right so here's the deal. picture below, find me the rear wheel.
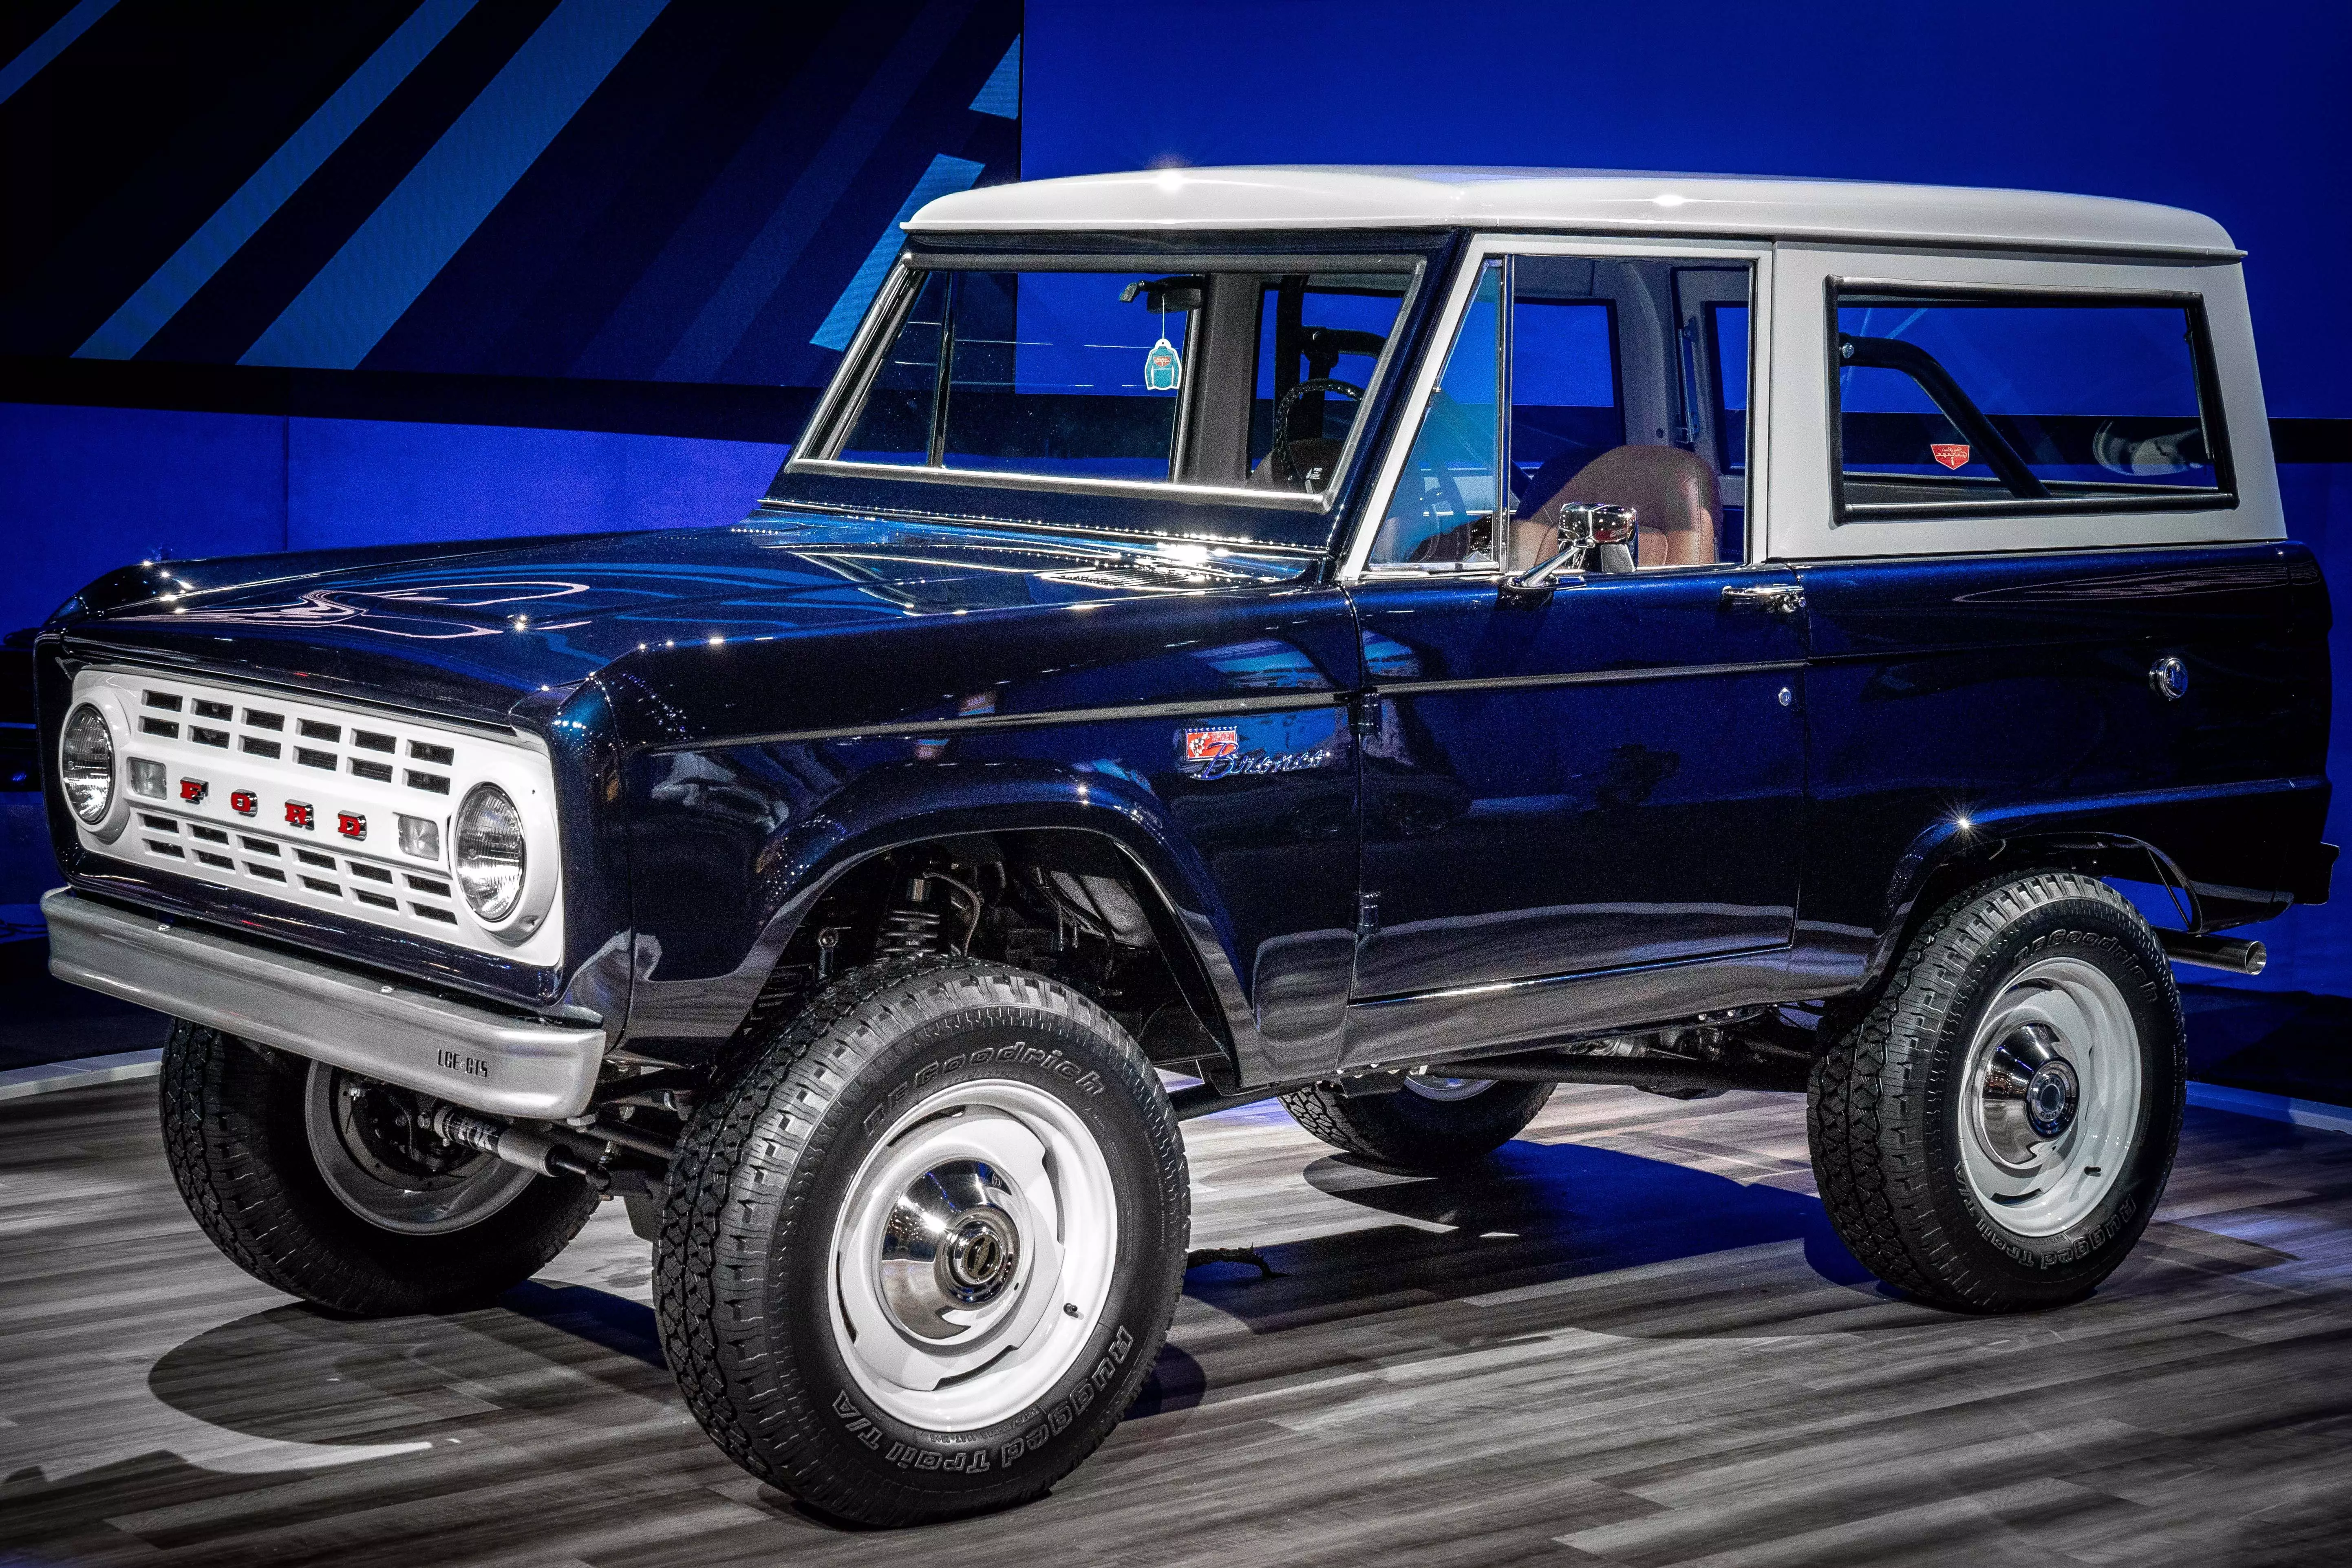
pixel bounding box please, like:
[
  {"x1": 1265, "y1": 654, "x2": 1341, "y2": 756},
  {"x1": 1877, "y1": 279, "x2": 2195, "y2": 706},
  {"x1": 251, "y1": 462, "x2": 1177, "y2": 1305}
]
[
  {"x1": 1281, "y1": 1074, "x2": 1554, "y2": 1169},
  {"x1": 1808, "y1": 870, "x2": 2185, "y2": 1311},
  {"x1": 158, "y1": 1021, "x2": 599, "y2": 1315},
  {"x1": 655, "y1": 956, "x2": 1187, "y2": 1526}
]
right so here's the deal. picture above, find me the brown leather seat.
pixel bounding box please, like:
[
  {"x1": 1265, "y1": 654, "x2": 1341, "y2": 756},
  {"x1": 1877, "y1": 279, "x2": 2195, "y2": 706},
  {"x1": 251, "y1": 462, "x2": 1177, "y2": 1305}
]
[{"x1": 1510, "y1": 444, "x2": 1722, "y2": 570}]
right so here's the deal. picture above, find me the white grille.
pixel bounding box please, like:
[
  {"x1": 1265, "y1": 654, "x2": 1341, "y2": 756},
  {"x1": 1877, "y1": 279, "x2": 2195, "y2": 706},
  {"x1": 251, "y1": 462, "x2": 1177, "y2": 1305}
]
[{"x1": 70, "y1": 667, "x2": 563, "y2": 967}]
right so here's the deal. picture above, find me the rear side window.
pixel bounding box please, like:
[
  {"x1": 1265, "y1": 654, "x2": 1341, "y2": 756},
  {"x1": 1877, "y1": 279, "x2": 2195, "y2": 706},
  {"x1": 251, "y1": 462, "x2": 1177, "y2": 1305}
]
[{"x1": 1832, "y1": 286, "x2": 2232, "y2": 520}]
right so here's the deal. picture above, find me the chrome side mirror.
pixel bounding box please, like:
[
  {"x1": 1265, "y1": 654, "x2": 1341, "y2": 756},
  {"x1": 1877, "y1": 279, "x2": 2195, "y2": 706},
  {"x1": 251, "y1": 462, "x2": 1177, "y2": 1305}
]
[{"x1": 1505, "y1": 503, "x2": 1637, "y2": 594}]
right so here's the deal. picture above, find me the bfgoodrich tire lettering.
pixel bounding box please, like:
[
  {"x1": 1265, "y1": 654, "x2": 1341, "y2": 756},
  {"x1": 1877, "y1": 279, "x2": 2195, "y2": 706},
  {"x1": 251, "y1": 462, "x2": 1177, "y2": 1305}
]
[
  {"x1": 1808, "y1": 870, "x2": 2186, "y2": 1311},
  {"x1": 654, "y1": 956, "x2": 1188, "y2": 1526},
  {"x1": 158, "y1": 1021, "x2": 598, "y2": 1315}
]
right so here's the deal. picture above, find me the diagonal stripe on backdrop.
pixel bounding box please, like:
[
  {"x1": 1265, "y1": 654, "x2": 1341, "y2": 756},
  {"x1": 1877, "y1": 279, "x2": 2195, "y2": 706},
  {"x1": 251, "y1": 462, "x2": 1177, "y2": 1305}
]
[
  {"x1": 0, "y1": 0, "x2": 119, "y2": 106},
  {"x1": 239, "y1": 0, "x2": 669, "y2": 371},
  {"x1": 77, "y1": 0, "x2": 481, "y2": 361}
]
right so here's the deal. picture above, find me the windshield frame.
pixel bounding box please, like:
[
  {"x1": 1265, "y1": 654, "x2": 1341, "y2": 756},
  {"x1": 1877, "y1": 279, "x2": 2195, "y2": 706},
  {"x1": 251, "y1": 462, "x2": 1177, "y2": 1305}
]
[{"x1": 772, "y1": 232, "x2": 1446, "y2": 552}]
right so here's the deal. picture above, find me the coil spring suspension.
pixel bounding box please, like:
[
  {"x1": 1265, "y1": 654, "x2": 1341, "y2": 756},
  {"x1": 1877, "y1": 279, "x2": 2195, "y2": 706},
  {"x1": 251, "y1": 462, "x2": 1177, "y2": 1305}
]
[{"x1": 873, "y1": 876, "x2": 944, "y2": 959}]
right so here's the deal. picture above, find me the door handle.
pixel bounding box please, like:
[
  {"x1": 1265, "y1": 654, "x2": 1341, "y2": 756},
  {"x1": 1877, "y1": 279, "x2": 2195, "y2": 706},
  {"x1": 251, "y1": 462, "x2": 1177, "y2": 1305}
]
[{"x1": 1721, "y1": 583, "x2": 1805, "y2": 615}]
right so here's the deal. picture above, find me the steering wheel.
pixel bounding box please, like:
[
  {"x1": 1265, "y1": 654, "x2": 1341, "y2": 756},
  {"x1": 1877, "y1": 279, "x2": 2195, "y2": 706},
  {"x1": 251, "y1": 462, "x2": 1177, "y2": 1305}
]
[{"x1": 1271, "y1": 377, "x2": 1365, "y2": 485}]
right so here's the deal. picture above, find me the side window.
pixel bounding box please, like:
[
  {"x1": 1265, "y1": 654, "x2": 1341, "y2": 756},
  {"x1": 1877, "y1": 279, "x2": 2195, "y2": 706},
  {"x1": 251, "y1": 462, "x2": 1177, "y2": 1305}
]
[
  {"x1": 1368, "y1": 261, "x2": 1502, "y2": 567},
  {"x1": 1366, "y1": 254, "x2": 1758, "y2": 575},
  {"x1": 1832, "y1": 289, "x2": 2231, "y2": 519},
  {"x1": 1503, "y1": 257, "x2": 1752, "y2": 571}
]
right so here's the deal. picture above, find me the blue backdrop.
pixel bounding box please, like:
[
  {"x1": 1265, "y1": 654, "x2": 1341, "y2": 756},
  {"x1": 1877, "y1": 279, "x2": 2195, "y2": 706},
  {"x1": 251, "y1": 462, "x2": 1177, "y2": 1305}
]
[{"x1": 5, "y1": 0, "x2": 2350, "y2": 993}]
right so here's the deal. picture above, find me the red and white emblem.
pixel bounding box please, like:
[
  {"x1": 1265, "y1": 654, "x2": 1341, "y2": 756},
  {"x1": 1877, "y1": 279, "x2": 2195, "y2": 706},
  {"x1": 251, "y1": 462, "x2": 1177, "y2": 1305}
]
[
  {"x1": 1931, "y1": 443, "x2": 1972, "y2": 471},
  {"x1": 1183, "y1": 727, "x2": 1239, "y2": 762}
]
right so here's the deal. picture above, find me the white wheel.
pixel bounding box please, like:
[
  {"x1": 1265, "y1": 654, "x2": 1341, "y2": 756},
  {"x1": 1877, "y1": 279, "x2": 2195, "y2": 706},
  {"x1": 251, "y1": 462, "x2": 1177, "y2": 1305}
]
[
  {"x1": 1957, "y1": 956, "x2": 2143, "y2": 1238},
  {"x1": 830, "y1": 1079, "x2": 1119, "y2": 1430}
]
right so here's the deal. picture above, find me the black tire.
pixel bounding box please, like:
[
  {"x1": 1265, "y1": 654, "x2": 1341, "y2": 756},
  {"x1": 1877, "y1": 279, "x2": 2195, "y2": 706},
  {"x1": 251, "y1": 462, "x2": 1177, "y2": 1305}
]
[
  {"x1": 1281, "y1": 1076, "x2": 1554, "y2": 1169},
  {"x1": 654, "y1": 956, "x2": 1188, "y2": 1527},
  {"x1": 1808, "y1": 870, "x2": 2186, "y2": 1312},
  {"x1": 158, "y1": 1021, "x2": 600, "y2": 1316}
]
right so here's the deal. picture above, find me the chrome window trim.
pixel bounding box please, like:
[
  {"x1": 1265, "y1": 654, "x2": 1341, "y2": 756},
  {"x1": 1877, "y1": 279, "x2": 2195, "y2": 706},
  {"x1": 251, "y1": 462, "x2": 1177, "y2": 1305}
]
[
  {"x1": 787, "y1": 251, "x2": 1429, "y2": 515},
  {"x1": 1339, "y1": 233, "x2": 1774, "y2": 584}
]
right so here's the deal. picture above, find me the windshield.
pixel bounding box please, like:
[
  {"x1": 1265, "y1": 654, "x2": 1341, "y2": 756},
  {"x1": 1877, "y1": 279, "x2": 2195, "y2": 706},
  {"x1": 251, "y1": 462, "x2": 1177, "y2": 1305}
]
[{"x1": 801, "y1": 257, "x2": 1421, "y2": 506}]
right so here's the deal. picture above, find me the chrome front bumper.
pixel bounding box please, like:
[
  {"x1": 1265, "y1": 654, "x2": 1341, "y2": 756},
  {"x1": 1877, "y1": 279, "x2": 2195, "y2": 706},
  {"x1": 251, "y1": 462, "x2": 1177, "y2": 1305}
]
[{"x1": 41, "y1": 889, "x2": 605, "y2": 1118}]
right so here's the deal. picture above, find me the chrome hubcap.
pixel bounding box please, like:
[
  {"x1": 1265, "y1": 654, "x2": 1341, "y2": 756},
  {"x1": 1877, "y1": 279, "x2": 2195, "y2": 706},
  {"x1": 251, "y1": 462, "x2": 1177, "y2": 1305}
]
[
  {"x1": 1959, "y1": 957, "x2": 2142, "y2": 1237},
  {"x1": 831, "y1": 1078, "x2": 1119, "y2": 1431},
  {"x1": 880, "y1": 1160, "x2": 1025, "y2": 1339}
]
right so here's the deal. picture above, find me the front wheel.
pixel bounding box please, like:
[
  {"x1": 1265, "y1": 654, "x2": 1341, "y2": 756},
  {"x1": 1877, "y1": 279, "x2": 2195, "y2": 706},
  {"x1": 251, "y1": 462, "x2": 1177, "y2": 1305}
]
[
  {"x1": 1808, "y1": 870, "x2": 2185, "y2": 1311},
  {"x1": 655, "y1": 957, "x2": 1188, "y2": 1526}
]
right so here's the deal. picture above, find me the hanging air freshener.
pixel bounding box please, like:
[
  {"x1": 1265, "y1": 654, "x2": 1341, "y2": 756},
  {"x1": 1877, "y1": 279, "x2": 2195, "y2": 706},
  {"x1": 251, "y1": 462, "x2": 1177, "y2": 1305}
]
[{"x1": 1144, "y1": 336, "x2": 1182, "y2": 391}]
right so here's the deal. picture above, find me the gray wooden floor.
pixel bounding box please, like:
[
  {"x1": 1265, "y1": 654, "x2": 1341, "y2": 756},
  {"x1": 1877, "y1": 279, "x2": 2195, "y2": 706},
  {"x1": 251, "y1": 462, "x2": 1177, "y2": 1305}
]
[{"x1": 4, "y1": 1080, "x2": 2351, "y2": 1566}]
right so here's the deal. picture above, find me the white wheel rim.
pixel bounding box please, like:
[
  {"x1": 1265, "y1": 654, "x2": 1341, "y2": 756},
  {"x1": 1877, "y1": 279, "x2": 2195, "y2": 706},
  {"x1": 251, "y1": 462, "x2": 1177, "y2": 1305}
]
[
  {"x1": 1957, "y1": 956, "x2": 2143, "y2": 1238},
  {"x1": 1402, "y1": 1073, "x2": 1494, "y2": 1102},
  {"x1": 829, "y1": 1078, "x2": 1118, "y2": 1432}
]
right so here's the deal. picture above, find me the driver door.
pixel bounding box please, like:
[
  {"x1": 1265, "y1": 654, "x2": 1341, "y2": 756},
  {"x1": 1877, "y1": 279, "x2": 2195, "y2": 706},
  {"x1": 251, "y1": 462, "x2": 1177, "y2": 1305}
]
[{"x1": 1340, "y1": 244, "x2": 1806, "y2": 1065}]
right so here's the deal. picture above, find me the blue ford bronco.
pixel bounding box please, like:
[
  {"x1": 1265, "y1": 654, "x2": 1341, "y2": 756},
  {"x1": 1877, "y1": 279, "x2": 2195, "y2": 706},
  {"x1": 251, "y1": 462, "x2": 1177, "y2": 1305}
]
[{"x1": 35, "y1": 169, "x2": 2332, "y2": 1525}]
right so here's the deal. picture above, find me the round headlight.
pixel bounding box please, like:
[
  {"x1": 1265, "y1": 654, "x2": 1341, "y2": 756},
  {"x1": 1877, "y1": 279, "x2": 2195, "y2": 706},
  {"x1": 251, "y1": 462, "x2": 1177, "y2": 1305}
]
[
  {"x1": 60, "y1": 704, "x2": 117, "y2": 826},
  {"x1": 453, "y1": 783, "x2": 527, "y2": 922}
]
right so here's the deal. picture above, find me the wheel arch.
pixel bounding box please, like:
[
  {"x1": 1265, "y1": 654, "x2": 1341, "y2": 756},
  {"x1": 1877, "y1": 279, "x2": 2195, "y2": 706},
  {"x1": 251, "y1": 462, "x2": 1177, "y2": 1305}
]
[{"x1": 621, "y1": 760, "x2": 1255, "y2": 1082}]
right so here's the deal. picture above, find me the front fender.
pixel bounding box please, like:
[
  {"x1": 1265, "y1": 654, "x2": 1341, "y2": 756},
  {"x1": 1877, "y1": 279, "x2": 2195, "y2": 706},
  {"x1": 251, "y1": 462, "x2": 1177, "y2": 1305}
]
[{"x1": 621, "y1": 749, "x2": 1260, "y2": 1069}]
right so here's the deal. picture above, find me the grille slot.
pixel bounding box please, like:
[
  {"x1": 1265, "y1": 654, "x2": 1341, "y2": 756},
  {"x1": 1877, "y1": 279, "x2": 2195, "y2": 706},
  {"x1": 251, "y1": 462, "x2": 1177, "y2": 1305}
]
[
  {"x1": 143, "y1": 692, "x2": 183, "y2": 711},
  {"x1": 296, "y1": 849, "x2": 335, "y2": 868},
  {"x1": 357, "y1": 890, "x2": 397, "y2": 909},
  {"x1": 407, "y1": 770, "x2": 450, "y2": 794},
  {"x1": 301, "y1": 876, "x2": 341, "y2": 895},
  {"x1": 140, "y1": 717, "x2": 179, "y2": 738},
  {"x1": 242, "y1": 737, "x2": 281, "y2": 759},
  {"x1": 147, "y1": 838, "x2": 183, "y2": 857},
  {"x1": 240, "y1": 836, "x2": 279, "y2": 856},
  {"x1": 413, "y1": 904, "x2": 457, "y2": 923},
  {"x1": 409, "y1": 741, "x2": 455, "y2": 765},
  {"x1": 192, "y1": 699, "x2": 233, "y2": 719},
  {"x1": 353, "y1": 730, "x2": 396, "y2": 752},
  {"x1": 296, "y1": 747, "x2": 336, "y2": 770},
  {"x1": 141, "y1": 814, "x2": 178, "y2": 832},
  {"x1": 300, "y1": 720, "x2": 340, "y2": 742},
  {"x1": 247, "y1": 863, "x2": 286, "y2": 881},
  {"x1": 243, "y1": 710, "x2": 284, "y2": 730},
  {"x1": 406, "y1": 874, "x2": 452, "y2": 896},
  {"x1": 191, "y1": 726, "x2": 229, "y2": 748},
  {"x1": 349, "y1": 862, "x2": 393, "y2": 883},
  {"x1": 351, "y1": 759, "x2": 392, "y2": 782},
  {"x1": 189, "y1": 824, "x2": 228, "y2": 844},
  {"x1": 194, "y1": 850, "x2": 232, "y2": 868}
]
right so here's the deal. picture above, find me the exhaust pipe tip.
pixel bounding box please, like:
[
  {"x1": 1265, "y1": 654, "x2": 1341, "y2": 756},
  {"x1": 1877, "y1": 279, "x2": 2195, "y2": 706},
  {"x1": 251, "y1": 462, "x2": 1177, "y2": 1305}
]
[{"x1": 2158, "y1": 928, "x2": 2267, "y2": 975}]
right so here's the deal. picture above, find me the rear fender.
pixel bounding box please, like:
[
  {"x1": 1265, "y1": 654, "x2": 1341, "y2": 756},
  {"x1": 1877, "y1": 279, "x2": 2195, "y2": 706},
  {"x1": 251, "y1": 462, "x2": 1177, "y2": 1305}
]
[{"x1": 1866, "y1": 776, "x2": 2331, "y2": 990}]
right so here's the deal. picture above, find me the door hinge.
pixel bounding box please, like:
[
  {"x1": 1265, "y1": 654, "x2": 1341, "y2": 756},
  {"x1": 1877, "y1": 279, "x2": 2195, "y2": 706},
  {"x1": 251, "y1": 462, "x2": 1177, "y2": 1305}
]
[
  {"x1": 1347, "y1": 690, "x2": 1382, "y2": 737},
  {"x1": 1357, "y1": 891, "x2": 1381, "y2": 939}
]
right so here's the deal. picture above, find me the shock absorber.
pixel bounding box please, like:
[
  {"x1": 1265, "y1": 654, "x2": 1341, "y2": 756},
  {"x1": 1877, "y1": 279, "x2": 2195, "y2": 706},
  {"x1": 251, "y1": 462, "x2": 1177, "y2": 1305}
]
[
  {"x1": 426, "y1": 1104, "x2": 608, "y2": 1189},
  {"x1": 873, "y1": 875, "x2": 944, "y2": 959}
]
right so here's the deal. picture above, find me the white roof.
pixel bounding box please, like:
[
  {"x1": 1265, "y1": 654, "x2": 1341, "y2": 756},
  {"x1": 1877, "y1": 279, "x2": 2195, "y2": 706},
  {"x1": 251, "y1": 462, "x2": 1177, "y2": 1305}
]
[{"x1": 908, "y1": 167, "x2": 2238, "y2": 259}]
